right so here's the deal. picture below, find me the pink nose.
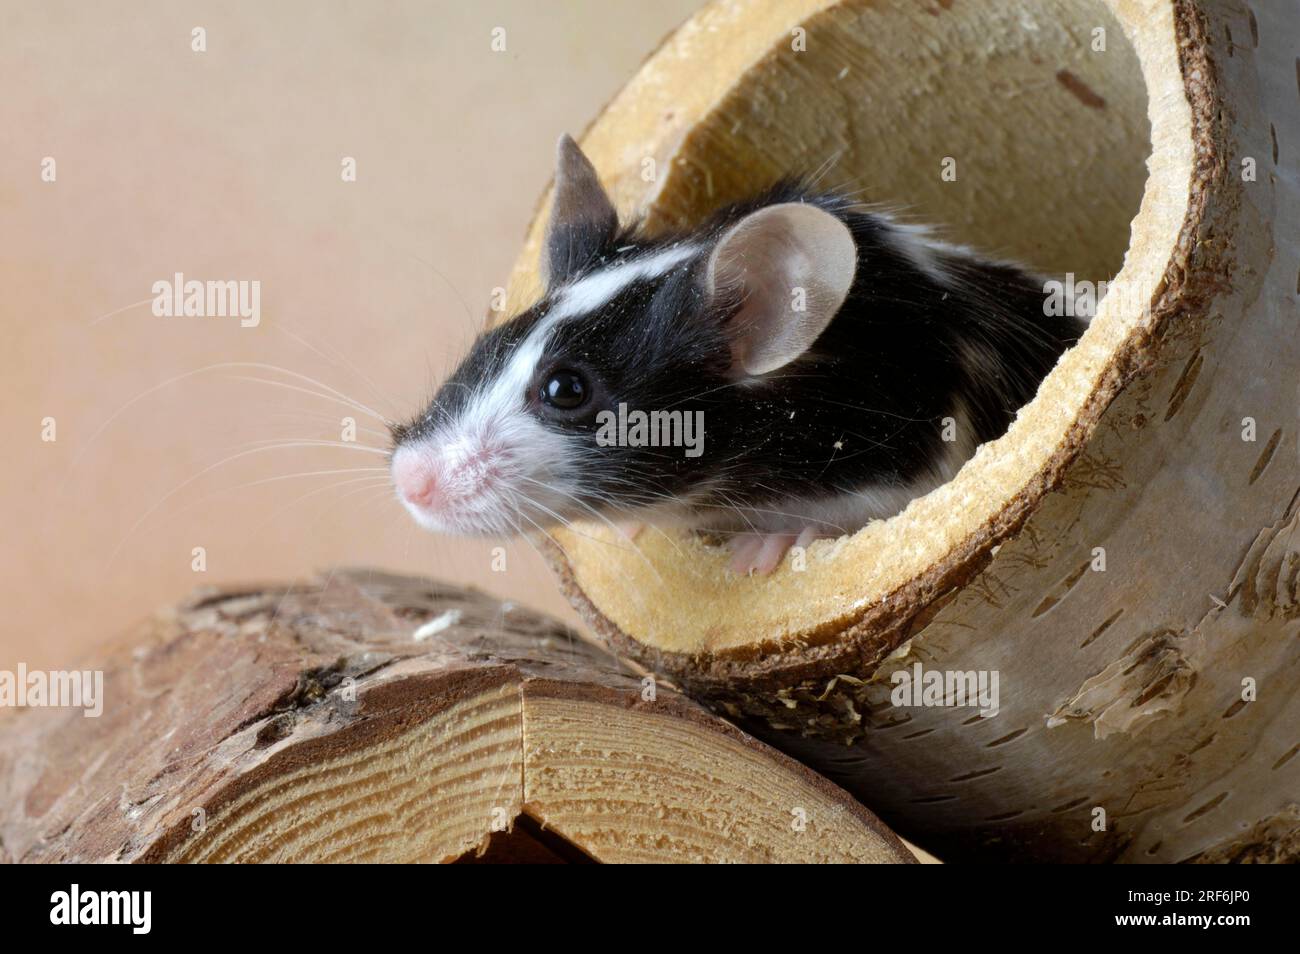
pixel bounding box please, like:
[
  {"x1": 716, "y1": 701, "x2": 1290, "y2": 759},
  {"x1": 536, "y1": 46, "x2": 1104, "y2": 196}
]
[{"x1": 392, "y1": 449, "x2": 441, "y2": 508}]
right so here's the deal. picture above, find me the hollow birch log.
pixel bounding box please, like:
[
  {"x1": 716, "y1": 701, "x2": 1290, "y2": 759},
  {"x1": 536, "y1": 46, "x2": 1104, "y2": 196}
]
[
  {"x1": 0, "y1": 570, "x2": 912, "y2": 864},
  {"x1": 503, "y1": 0, "x2": 1300, "y2": 862}
]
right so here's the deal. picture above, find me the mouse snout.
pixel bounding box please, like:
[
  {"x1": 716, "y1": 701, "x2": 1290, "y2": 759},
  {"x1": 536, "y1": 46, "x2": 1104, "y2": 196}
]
[
  {"x1": 392, "y1": 446, "x2": 442, "y2": 508},
  {"x1": 392, "y1": 426, "x2": 544, "y2": 535}
]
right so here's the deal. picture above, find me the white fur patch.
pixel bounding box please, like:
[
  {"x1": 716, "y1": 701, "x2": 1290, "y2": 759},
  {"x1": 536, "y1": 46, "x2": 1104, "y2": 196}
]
[
  {"x1": 878, "y1": 219, "x2": 952, "y2": 284},
  {"x1": 547, "y1": 244, "x2": 698, "y2": 321},
  {"x1": 875, "y1": 216, "x2": 990, "y2": 287},
  {"x1": 461, "y1": 243, "x2": 700, "y2": 454},
  {"x1": 397, "y1": 245, "x2": 698, "y2": 535}
]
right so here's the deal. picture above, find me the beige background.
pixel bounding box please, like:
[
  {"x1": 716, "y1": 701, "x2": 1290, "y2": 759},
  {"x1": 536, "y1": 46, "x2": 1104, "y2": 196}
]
[{"x1": 1, "y1": 0, "x2": 703, "y2": 669}]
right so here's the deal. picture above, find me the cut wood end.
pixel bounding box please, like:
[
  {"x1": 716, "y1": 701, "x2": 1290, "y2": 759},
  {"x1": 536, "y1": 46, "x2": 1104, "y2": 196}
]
[{"x1": 0, "y1": 570, "x2": 914, "y2": 864}]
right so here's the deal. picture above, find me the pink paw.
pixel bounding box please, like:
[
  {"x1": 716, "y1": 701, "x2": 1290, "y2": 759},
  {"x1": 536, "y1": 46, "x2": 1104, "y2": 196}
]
[{"x1": 728, "y1": 527, "x2": 825, "y2": 576}]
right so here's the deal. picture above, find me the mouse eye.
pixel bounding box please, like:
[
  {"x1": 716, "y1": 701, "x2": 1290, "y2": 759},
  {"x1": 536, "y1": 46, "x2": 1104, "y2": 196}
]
[{"x1": 540, "y1": 369, "x2": 589, "y2": 410}]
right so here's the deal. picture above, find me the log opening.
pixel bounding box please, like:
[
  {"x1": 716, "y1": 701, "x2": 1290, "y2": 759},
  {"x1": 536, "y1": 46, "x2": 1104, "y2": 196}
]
[
  {"x1": 507, "y1": 0, "x2": 1165, "y2": 661},
  {"x1": 504, "y1": 0, "x2": 1300, "y2": 863}
]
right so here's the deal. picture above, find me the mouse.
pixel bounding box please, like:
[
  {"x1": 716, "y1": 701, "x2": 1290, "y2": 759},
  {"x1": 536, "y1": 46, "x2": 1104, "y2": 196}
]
[{"x1": 389, "y1": 134, "x2": 1087, "y2": 575}]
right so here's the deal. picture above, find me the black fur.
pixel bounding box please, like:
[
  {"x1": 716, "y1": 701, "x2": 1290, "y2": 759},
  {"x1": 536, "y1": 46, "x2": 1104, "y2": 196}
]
[{"x1": 396, "y1": 183, "x2": 1085, "y2": 531}]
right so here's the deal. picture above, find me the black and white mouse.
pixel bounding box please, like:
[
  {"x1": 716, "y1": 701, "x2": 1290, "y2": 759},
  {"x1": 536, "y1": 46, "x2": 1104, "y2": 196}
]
[{"x1": 390, "y1": 135, "x2": 1085, "y2": 574}]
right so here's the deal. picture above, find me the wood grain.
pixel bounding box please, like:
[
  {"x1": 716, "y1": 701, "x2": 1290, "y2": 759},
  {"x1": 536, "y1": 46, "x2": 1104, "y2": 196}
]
[{"x1": 0, "y1": 570, "x2": 913, "y2": 864}]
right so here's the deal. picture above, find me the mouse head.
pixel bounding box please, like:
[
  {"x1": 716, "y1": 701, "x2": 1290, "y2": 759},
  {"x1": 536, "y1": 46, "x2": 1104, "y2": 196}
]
[{"x1": 390, "y1": 135, "x2": 857, "y2": 536}]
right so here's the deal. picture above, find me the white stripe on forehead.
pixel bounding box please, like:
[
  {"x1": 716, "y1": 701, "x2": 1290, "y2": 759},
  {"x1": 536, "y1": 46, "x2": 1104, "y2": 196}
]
[
  {"x1": 450, "y1": 244, "x2": 699, "y2": 440},
  {"x1": 547, "y1": 244, "x2": 699, "y2": 322}
]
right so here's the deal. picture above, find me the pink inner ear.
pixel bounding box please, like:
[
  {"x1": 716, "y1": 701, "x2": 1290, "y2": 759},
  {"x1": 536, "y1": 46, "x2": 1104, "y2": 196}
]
[
  {"x1": 725, "y1": 280, "x2": 785, "y2": 376},
  {"x1": 707, "y1": 203, "x2": 858, "y2": 378}
]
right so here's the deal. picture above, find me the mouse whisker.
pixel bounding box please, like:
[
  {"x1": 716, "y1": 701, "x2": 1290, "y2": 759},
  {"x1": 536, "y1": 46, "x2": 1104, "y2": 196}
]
[
  {"x1": 506, "y1": 491, "x2": 668, "y2": 611},
  {"x1": 499, "y1": 505, "x2": 657, "y2": 634},
  {"x1": 220, "y1": 437, "x2": 389, "y2": 457},
  {"x1": 239, "y1": 366, "x2": 394, "y2": 426},
  {"x1": 240, "y1": 437, "x2": 389, "y2": 455},
  {"x1": 261, "y1": 409, "x2": 393, "y2": 440},
  {"x1": 105, "y1": 449, "x2": 390, "y2": 565},
  {"x1": 224, "y1": 375, "x2": 392, "y2": 426},
  {"x1": 515, "y1": 475, "x2": 686, "y2": 568},
  {"x1": 70, "y1": 361, "x2": 393, "y2": 480},
  {"x1": 270, "y1": 324, "x2": 403, "y2": 422},
  {"x1": 178, "y1": 473, "x2": 393, "y2": 533}
]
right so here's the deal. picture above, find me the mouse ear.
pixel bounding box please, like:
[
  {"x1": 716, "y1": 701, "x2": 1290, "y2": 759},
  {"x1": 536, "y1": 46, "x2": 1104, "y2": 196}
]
[
  {"x1": 544, "y1": 134, "x2": 619, "y2": 288},
  {"x1": 704, "y1": 202, "x2": 857, "y2": 377}
]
